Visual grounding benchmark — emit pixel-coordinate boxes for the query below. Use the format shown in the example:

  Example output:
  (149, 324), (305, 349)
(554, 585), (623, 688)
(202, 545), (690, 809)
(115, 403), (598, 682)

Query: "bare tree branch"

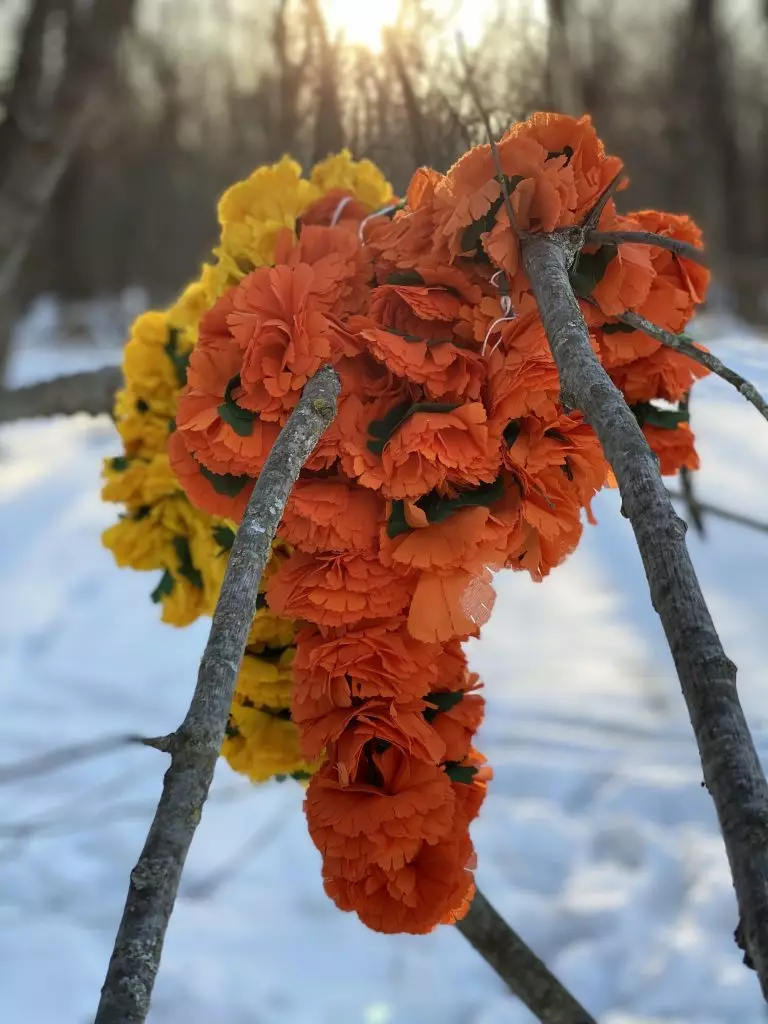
(458, 889), (597, 1024)
(94, 363), (341, 1024)
(0, 733), (164, 786)
(0, 365), (122, 423)
(618, 310), (768, 423)
(677, 392), (705, 537)
(586, 229), (709, 266)
(666, 490), (768, 535)
(522, 227), (768, 998)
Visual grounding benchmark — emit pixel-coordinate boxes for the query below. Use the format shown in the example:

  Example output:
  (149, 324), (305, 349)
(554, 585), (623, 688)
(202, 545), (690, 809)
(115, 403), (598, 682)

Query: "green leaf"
(419, 475), (505, 526)
(225, 721), (240, 739)
(150, 569), (175, 604)
(444, 763), (479, 784)
(136, 398), (149, 413)
(460, 175), (523, 256)
(381, 327), (451, 348)
(503, 420), (521, 447)
(213, 524), (236, 552)
(386, 500), (411, 539)
(165, 326), (191, 387)
(199, 463), (251, 496)
(217, 375), (257, 437)
(424, 690), (464, 723)
(291, 770), (312, 781)
(569, 244), (617, 299)
(255, 591), (268, 611)
(367, 400), (461, 455)
(167, 418), (176, 433)
(172, 536), (203, 589)
(109, 456), (129, 471)
(601, 321), (636, 335)
(133, 505), (151, 520)
(632, 402), (690, 430)
(386, 269), (426, 286)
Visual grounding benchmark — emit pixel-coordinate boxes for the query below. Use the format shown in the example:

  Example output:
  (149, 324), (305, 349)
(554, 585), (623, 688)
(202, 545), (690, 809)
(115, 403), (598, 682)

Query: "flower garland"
(102, 119), (710, 935)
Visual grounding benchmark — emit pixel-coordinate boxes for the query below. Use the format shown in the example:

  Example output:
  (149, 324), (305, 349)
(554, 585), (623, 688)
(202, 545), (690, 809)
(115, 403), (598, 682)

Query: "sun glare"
(320, 0), (401, 49)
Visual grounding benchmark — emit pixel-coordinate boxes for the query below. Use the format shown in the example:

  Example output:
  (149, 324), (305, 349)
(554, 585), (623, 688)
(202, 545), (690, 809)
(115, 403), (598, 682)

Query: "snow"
(1, 306), (767, 1023)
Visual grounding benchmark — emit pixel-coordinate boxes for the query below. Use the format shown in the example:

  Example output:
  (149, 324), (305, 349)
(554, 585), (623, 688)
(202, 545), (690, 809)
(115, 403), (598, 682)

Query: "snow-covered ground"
(1, 306), (767, 1024)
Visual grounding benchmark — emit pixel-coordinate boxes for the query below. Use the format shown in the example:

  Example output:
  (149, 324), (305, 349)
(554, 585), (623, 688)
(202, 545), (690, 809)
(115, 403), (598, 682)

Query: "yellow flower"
(114, 387), (176, 460)
(216, 156), (320, 270)
(101, 456), (149, 508)
(234, 650), (295, 710)
(102, 514), (171, 571)
(310, 149), (393, 211)
(122, 311), (184, 402)
(159, 570), (210, 627)
(221, 706), (314, 783)
(247, 609), (296, 652)
(168, 264), (225, 332)
(141, 453), (183, 505)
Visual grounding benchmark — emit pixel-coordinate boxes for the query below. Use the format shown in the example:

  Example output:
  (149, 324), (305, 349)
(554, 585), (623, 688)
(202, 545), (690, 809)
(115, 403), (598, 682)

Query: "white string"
(481, 314), (516, 357)
(330, 195), (353, 226)
(358, 202), (403, 242)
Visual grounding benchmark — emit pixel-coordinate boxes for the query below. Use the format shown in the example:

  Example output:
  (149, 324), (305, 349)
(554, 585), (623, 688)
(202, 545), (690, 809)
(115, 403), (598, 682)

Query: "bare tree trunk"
(304, 0), (345, 162)
(0, 0), (136, 380)
(544, 0), (583, 115)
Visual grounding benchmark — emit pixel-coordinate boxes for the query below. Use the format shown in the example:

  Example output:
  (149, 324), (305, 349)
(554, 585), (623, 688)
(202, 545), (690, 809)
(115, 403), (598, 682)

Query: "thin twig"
(94, 364), (341, 1024)
(666, 490), (768, 535)
(458, 889), (597, 1024)
(581, 170), (624, 233)
(455, 32), (525, 239)
(0, 365), (122, 423)
(522, 228), (768, 999)
(0, 733), (163, 786)
(678, 392), (705, 537)
(586, 229), (708, 266)
(619, 310), (768, 423)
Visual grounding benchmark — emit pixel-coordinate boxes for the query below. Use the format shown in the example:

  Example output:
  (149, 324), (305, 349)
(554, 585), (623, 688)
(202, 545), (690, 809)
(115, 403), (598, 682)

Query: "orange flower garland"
(162, 117), (710, 935)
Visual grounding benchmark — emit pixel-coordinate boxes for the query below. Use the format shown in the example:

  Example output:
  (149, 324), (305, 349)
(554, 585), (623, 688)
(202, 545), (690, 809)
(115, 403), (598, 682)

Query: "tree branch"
(522, 228), (768, 999)
(458, 889), (597, 1024)
(0, 365), (122, 423)
(94, 364), (341, 1024)
(586, 229), (709, 266)
(0, 733), (161, 786)
(618, 310), (768, 423)
(666, 490), (768, 535)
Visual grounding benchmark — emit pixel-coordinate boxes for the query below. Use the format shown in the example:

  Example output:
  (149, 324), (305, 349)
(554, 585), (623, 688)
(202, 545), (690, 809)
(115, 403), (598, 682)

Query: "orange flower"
(632, 210), (710, 333)
(300, 189), (371, 228)
(427, 684), (485, 762)
(280, 477), (385, 554)
(300, 696), (446, 777)
(275, 224), (371, 315)
(512, 512), (584, 582)
(306, 749), (455, 875)
(369, 168), (448, 274)
(292, 619), (440, 722)
(589, 240), (655, 317)
(451, 749), (493, 828)
(380, 402), (502, 500)
(609, 344), (709, 404)
(203, 263), (347, 422)
(485, 314), (562, 423)
(175, 335), (281, 476)
(266, 550), (415, 627)
(323, 830), (475, 934)
(643, 422), (700, 475)
(354, 283), (486, 401)
(408, 567), (496, 643)
(168, 429), (253, 522)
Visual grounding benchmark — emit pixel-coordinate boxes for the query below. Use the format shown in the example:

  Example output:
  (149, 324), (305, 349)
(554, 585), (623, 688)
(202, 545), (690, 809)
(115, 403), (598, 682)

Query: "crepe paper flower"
(222, 704), (314, 784)
(175, 333), (282, 476)
(631, 210), (710, 333)
(292, 619), (441, 722)
(266, 550), (416, 628)
(234, 649), (295, 711)
(642, 422), (700, 476)
(300, 189), (372, 228)
(486, 320), (562, 424)
(168, 263), (229, 334)
(299, 696), (446, 778)
(280, 477), (385, 555)
(216, 156), (320, 270)
(306, 749), (454, 872)
(427, 686), (485, 762)
(310, 149), (394, 212)
(608, 343), (709, 404)
(274, 224), (372, 316)
(583, 239), (655, 317)
(122, 312), (192, 400)
(451, 748), (493, 828)
(407, 566), (497, 643)
(114, 387), (178, 460)
(377, 402), (503, 501)
(168, 429), (254, 522)
(247, 607), (297, 653)
(158, 570), (212, 628)
(101, 514), (171, 572)
(513, 510), (584, 582)
(101, 456), (151, 509)
(323, 829), (475, 934)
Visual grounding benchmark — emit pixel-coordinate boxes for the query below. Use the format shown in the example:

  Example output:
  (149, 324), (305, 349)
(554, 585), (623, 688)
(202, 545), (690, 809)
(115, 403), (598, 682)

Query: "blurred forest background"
(0, 0), (766, 385)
